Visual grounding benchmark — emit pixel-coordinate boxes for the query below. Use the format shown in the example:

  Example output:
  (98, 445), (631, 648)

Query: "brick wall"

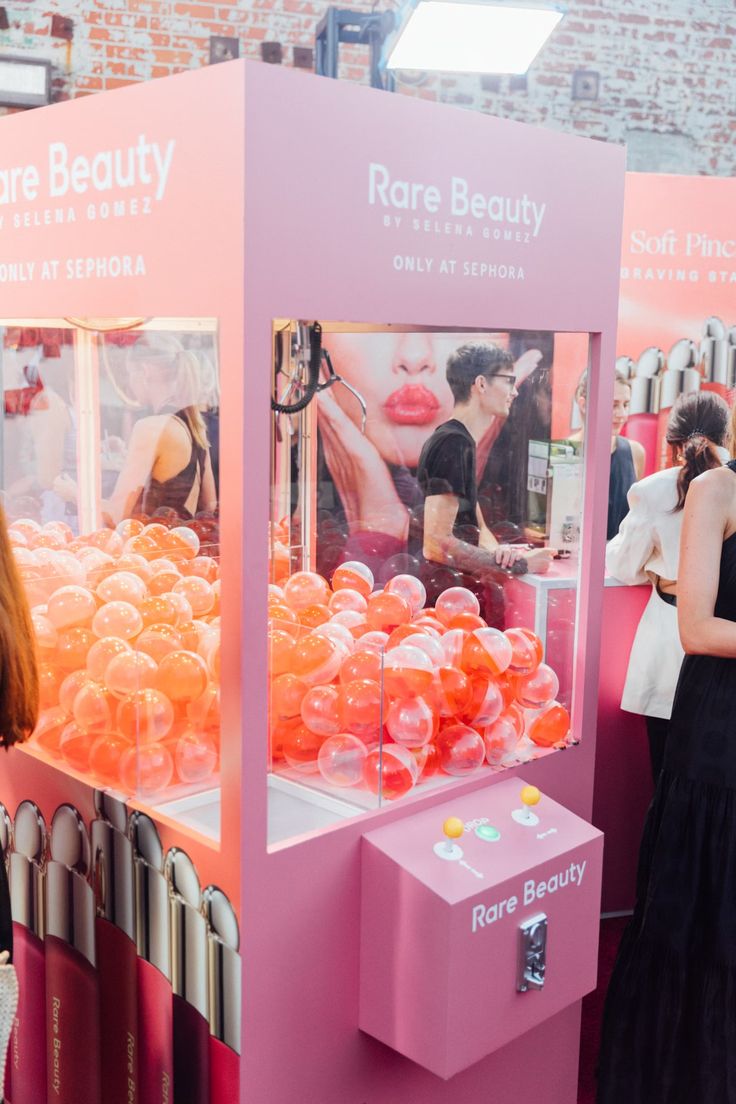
(0, 0), (734, 174)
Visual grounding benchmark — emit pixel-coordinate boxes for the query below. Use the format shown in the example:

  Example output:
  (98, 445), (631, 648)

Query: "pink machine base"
(360, 779), (603, 1079)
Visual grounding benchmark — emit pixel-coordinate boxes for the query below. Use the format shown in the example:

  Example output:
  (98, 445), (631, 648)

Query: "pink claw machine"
(0, 59), (625, 1103)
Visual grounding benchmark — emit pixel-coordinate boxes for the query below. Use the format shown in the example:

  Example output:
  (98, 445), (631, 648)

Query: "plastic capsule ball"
(412, 741), (442, 779)
(147, 570), (182, 597)
(89, 732), (133, 786)
(331, 561), (374, 599)
(401, 632), (444, 669)
(385, 623), (424, 651)
(105, 650), (159, 699)
(282, 571), (331, 612)
(119, 743), (174, 797)
(96, 571), (147, 607)
(300, 684), (342, 736)
(503, 702), (526, 737)
(268, 602), (300, 635)
(32, 706), (71, 758)
(172, 576), (215, 617)
(504, 627), (544, 675)
(462, 628), (512, 677)
(186, 683), (220, 732)
(58, 670), (92, 715)
(86, 636), (132, 682)
(59, 722), (95, 772)
(116, 518), (144, 540)
(366, 591), (412, 634)
(85, 528), (124, 556)
(317, 734), (368, 788)
(312, 622), (354, 657)
(281, 723), (326, 773)
(164, 591), (194, 627)
(270, 674), (308, 722)
(298, 604), (331, 629)
(175, 730), (218, 784)
(267, 627), (295, 678)
(431, 666), (472, 717)
(339, 649), (381, 685)
(354, 630), (389, 655)
(382, 645), (434, 698)
(138, 624), (185, 665)
(463, 677), (504, 727)
(515, 663), (560, 709)
(47, 585), (97, 630)
(55, 627), (96, 671)
(168, 525), (200, 558)
(72, 682), (114, 735)
(116, 689), (175, 744)
(447, 611), (487, 633)
(329, 610), (367, 639)
(38, 662), (62, 710)
(138, 595), (179, 629)
(436, 723), (486, 777)
(155, 650), (209, 704)
(383, 574), (427, 615)
(528, 701), (571, 747)
(385, 696), (436, 748)
(363, 744), (418, 800)
(441, 628), (468, 669)
(328, 589), (368, 616)
(338, 679), (382, 742)
(413, 615), (445, 637)
(483, 713), (524, 765)
(291, 633), (342, 686)
(181, 555), (218, 583)
(93, 601), (144, 641)
(31, 610), (58, 652)
(435, 587), (480, 628)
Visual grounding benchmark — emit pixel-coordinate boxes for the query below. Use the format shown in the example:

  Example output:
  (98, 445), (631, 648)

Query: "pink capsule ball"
(317, 734), (368, 788)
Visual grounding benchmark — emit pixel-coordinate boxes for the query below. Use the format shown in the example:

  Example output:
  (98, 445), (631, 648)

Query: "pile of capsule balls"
(10, 515), (221, 798)
(269, 562), (571, 801)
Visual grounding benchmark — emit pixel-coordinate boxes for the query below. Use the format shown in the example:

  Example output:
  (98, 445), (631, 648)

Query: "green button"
(475, 825), (501, 842)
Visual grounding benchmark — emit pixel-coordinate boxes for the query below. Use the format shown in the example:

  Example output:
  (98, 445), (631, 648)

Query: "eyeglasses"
(488, 373), (517, 388)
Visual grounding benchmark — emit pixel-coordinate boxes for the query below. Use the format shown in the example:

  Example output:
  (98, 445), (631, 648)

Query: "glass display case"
(268, 322), (591, 844)
(0, 318), (222, 837)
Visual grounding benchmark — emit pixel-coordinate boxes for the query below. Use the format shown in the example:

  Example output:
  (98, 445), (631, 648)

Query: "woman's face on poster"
(323, 331), (508, 467)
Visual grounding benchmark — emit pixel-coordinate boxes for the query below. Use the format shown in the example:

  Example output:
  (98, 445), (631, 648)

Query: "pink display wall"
(0, 61), (626, 1102)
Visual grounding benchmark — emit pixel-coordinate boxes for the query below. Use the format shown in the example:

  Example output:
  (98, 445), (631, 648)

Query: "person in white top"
(606, 390), (730, 781)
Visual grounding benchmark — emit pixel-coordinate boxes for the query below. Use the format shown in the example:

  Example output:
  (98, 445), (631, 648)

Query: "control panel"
(359, 779), (602, 1079)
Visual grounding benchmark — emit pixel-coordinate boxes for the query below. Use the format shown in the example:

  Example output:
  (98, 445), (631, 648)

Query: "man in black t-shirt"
(413, 343), (553, 611)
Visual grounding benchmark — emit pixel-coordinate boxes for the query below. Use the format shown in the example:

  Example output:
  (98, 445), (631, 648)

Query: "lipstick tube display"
(626, 346), (663, 475)
(166, 848), (209, 1104)
(130, 812), (173, 1104)
(45, 804), (100, 1104)
(203, 886), (241, 1104)
(700, 316), (729, 399)
(7, 802), (47, 1104)
(657, 339), (701, 470)
(92, 792), (138, 1104)
(0, 802), (15, 1104)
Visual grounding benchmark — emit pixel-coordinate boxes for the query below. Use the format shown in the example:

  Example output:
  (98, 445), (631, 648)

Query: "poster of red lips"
(617, 173), (736, 475)
(316, 327), (590, 582)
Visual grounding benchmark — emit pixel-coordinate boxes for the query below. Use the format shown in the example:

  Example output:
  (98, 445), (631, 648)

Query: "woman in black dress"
(598, 420), (736, 1102)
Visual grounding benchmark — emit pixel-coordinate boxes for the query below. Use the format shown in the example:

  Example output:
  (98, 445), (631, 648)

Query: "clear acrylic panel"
(1, 319), (221, 837)
(268, 322), (591, 847)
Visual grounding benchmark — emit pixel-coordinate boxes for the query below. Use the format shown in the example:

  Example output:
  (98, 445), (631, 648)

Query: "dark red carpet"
(577, 916), (629, 1104)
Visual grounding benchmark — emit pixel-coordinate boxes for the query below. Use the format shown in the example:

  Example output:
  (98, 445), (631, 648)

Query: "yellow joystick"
(434, 816), (465, 860)
(521, 785), (541, 809)
(443, 817), (465, 841)
(512, 785), (542, 826)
